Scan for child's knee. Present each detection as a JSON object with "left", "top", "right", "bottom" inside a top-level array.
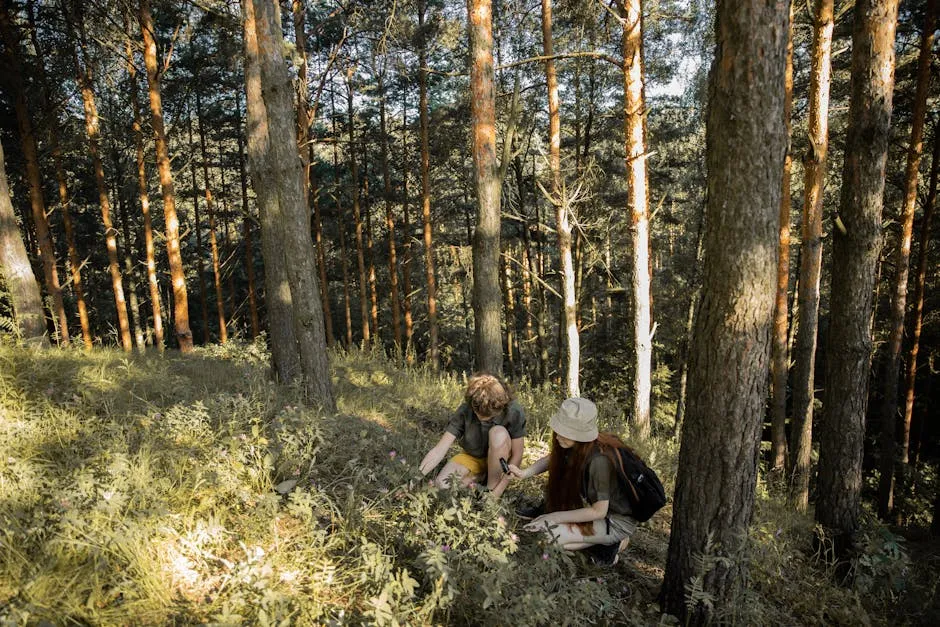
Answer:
[{"left": 488, "top": 425, "right": 510, "bottom": 448}]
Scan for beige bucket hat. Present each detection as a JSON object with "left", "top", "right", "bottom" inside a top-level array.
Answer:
[{"left": 550, "top": 397, "right": 599, "bottom": 442}]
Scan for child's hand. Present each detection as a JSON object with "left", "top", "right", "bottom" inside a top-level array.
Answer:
[{"left": 507, "top": 463, "right": 525, "bottom": 479}]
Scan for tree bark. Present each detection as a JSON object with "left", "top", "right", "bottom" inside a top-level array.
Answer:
[
  {"left": 346, "top": 69, "right": 371, "bottom": 347},
  {"left": 378, "top": 69, "right": 402, "bottom": 352},
  {"left": 876, "top": 0, "right": 936, "bottom": 519},
  {"left": 789, "top": 0, "right": 834, "bottom": 512},
  {"left": 770, "top": 1, "right": 794, "bottom": 474},
  {"left": 188, "top": 116, "right": 210, "bottom": 343},
  {"left": 469, "top": 0, "right": 503, "bottom": 376},
  {"left": 419, "top": 0, "right": 439, "bottom": 368},
  {"left": 816, "top": 0, "right": 899, "bottom": 556},
  {"left": 116, "top": 185, "right": 146, "bottom": 351},
  {"left": 196, "top": 91, "right": 228, "bottom": 344},
  {"left": 401, "top": 90, "right": 414, "bottom": 359},
  {"left": 236, "top": 91, "right": 260, "bottom": 339},
  {"left": 903, "top": 123, "right": 940, "bottom": 469},
  {"left": 661, "top": 0, "right": 788, "bottom": 621},
  {"left": 0, "top": 139, "right": 48, "bottom": 345},
  {"left": 620, "top": 0, "right": 650, "bottom": 436},
  {"left": 124, "top": 22, "right": 164, "bottom": 351},
  {"left": 244, "top": 0, "right": 335, "bottom": 409},
  {"left": 0, "top": 4, "right": 69, "bottom": 345},
  {"left": 139, "top": 0, "right": 193, "bottom": 352},
  {"left": 70, "top": 8, "right": 133, "bottom": 351},
  {"left": 311, "top": 144, "right": 334, "bottom": 346}
]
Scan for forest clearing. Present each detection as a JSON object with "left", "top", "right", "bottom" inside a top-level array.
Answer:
[{"left": 1, "top": 0, "right": 940, "bottom": 624}]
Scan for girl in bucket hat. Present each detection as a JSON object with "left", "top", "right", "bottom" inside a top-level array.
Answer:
[
  {"left": 418, "top": 373, "right": 526, "bottom": 499},
  {"left": 508, "top": 397, "right": 637, "bottom": 565}
]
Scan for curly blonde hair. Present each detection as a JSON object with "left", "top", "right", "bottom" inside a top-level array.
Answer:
[{"left": 464, "top": 373, "right": 513, "bottom": 417}]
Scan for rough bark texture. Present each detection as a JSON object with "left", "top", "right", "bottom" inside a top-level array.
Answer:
[
  {"left": 125, "top": 28, "right": 164, "bottom": 351},
  {"left": 770, "top": 2, "right": 793, "bottom": 473},
  {"left": 246, "top": 0, "right": 334, "bottom": 409},
  {"left": 661, "top": 0, "right": 788, "bottom": 621},
  {"left": 139, "top": 0, "right": 193, "bottom": 352},
  {"left": 242, "top": 0, "right": 301, "bottom": 380},
  {"left": 0, "top": 4, "right": 69, "bottom": 345},
  {"left": 621, "top": 0, "right": 650, "bottom": 437},
  {"left": 469, "top": 0, "right": 503, "bottom": 376},
  {"left": 877, "top": 0, "right": 936, "bottom": 519},
  {"left": 789, "top": 0, "right": 834, "bottom": 512},
  {"left": 816, "top": 0, "right": 899, "bottom": 551},
  {"left": 0, "top": 139, "right": 48, "bottom": 345},
  {"left": 419, "top": 0, "right": 439, "bottom": 368}
]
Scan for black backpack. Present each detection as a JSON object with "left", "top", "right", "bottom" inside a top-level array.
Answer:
[{"left": 582, "top": 446, "right": 667, "bottom": 523}]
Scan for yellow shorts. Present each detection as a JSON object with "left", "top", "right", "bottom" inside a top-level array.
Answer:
[{"left": 451, "top": 452, "right": 487, "bottom": 476}]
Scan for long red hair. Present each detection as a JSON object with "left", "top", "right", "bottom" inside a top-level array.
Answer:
[{"left": 545, "top": 432, "right": 627, "bottom": 532}]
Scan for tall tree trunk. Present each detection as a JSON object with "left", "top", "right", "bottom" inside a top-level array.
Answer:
[
  {"left": 469, "top": 0, "right": 503, "bottom": 375},
  {"left": 346, "top": 69, "right": 371, "bottom": 347},
  {"left": 673, "top": 200, "right": 705, "bottom": 436},
  {"left": 379, "top": 70, "right": 402, "bottom": 352},
  {"left": 69, "top": 9, "right": 133, "bottom": 351},
  {"left": 139, "top": 0, "right": 193, "bottom": 352},
  {"left": 0, "top": 4, "right": 69, "bottom": 345},
  {"left": 197, "top": 91, "right": 228, "bottom": 344},
  {"left": 363, "top": 160, "right": 380, "bottom": 344},
  {"left": 0, "top": 139, "right": 48, "bottom": 345},
  {"left": 26, "top": 0, "right": 91, "bottom": 347},
  {"left": 789, "top": 0, "right": 834, "bottom": 512},
  {"left": 311, "top": 144, "right": 334, "bottom": 346},
  {"left": 188, "top": 116, "right": 210, "bottom": 343},
  {"left": 661, "top": 0, "right": 788, "bottom": 620},
  {"left": 903, "top": 123, "right": 940, "bottom": 468},
  {"left": 242, "top": 0, "right": 301, "bottom": 379},
  {"left": 877, "top": 0, "right": 936, "bottom": 519},
  {"left": 770, "top": 1, "right": 794, "bottom": 474},
  {"left": 244, "top": 0, "right": 334, "bottom": 409},
  {"left": 124, "top": 22, "right": 163, "bottom": 351},
  {"left": 218, "top": 140, "right": 236, "bottom": 321},
  {"left": 816, "top": 0, "right": 899, "bottom": 559},
  {"left": 401, "top": 91, "right": 414, "bottom": 358},
  {"left": 501, "top": 252, "right": 516, "bottom": 377},
  {"left": 621, "top": 0, "right": 651, "bottom": 436},
  {"left": 419, "top": 0, "right": 439, "bottom": 367},
  {"left": 541, "top": 0, "right": 575, "bottom": 394},
  {"left": 236, "top": 92, "right": 260, "bottom": 339}
]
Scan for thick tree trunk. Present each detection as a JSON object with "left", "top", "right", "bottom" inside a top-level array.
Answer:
[
  {"left": 0, "top": 6, "right": 69, "bottom": 345},
  {"left": 789, "top": 0, "right": 834, "bottom": 512},
  {"left": 71, "top": 22, "right": 133, "bottom": 351},
  {"left": 139, "top": 0, "right": 193, "bottom": 352},
  {"left": 469, "top": 0, "right": 503, "bottom": 376},
  {"left": 0, "top": 139, "right": 48, "bottom": 345},
  {"left": 816, "top": 0, "right": 899, "bottom": 557},
  {"left": 197, "top": 92, "right": 228, "bottom": 344},
  {"left": 245, "top": 0, "right": 335, "bottom": 409},
  {"left": 188, "top": 117, "right": 210, "bottom": 343},
  {"left": 877, "top": 0, "right": 936, "bottom": 519},
  {"left": 541, "top": 0, "right": 575, "bottom": 394},
  {"left": 419, "top": 0, "right": 439, "bottom": 368},
  {"left": 125, "top": 27, "right": 164, "bottom": 351},
  {"left": 903, "top": 123, "right": 940, "bottom": 468},
  {"left": 661, "top": 0, "right": 788, "bottom": 621},
  {"left": 242, "top": 0, "right": 301, "bottom": 380},
  {"left": 621, "top": 0, "right": 650, "bottom": 436},
  {"left": 770, "top": 2, "right": 794, "bottom": 474}
]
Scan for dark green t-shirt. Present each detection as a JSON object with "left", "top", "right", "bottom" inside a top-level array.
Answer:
[
  {"left": 584, "top": 454, "right": 633, "bottom": 516},
  {"left": 445, "top": 399, "right": 526, "bottom": 458}
]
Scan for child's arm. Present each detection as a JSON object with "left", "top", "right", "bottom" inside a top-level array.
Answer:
[
  {"left": 525, "top": 500, "right": 609, "bottom": 529},
  {"left": 508, "top": 453, "right": 550, "bottom": 480},
  {"left": 419, "top": 432, "right": 457, "bottom": 476}
]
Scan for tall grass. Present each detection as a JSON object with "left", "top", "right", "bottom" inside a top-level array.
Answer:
[{"left": 0, "top": 338, "right": 935, "bottom": 625}]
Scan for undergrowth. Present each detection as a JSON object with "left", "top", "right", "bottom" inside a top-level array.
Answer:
[{"left": 0, "top": 337, "right": 936, "bottom": 625}]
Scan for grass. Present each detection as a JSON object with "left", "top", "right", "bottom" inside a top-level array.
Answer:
[{"left": 0, "top": 338, "right": 937, "bottom": 625}]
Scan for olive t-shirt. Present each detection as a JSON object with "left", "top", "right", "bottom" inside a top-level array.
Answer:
[
  {"left": 584, "top": 454, "right": 634, "bottom": 516},
  {"left": 444, "top": 399, "right": 526, "bottom": 458}
]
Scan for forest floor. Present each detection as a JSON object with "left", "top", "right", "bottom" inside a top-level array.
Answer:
[{"left": 0, "top": 339, "right": 937, "bottom": 625}]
